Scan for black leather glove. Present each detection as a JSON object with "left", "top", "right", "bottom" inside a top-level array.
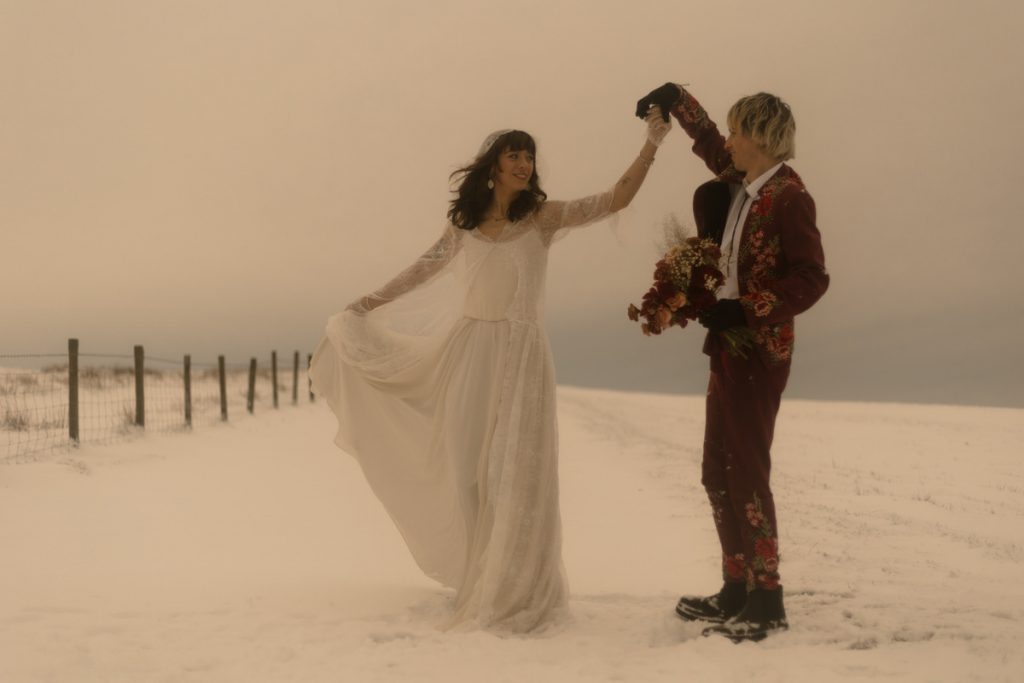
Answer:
[
  {"left": 699, "top": 299, "right": 746, "bottom": 332},
  {"left": 635, "top": 83, "right": 682, "bottom": 122}
]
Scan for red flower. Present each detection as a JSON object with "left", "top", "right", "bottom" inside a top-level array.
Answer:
[
  {"left": 751, "top": 194, "right": 773, "bottom": 216},
  {"left": 759, "top": 327, "right": 793, "bottom": 363},
  {"left": 724, "top": 553, "right": 746, "bottom": 580},
  {"left": 666, "top": 291, "right": 687, "bottom": 311},
  {"left": 755, "top": 537, "right": 778, "bottom": 561},
  {"left": 745, "top": 291, "right": 778, "bottom": 318},
  {"left": 745, "top": 502, "right": 764, "bottom": 528}
]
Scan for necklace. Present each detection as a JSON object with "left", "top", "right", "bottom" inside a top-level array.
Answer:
[{"left": 487, "top": 201, "right": 509, "bottom": 222}]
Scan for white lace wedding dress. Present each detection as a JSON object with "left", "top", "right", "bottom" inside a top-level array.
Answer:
[{"left": 309, "top": 189, "right": 614, "bottom": 632}]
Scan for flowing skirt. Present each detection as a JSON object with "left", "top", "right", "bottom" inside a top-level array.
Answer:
[{"left": 310, "top": 315, "right": 568, "bottom": 632}]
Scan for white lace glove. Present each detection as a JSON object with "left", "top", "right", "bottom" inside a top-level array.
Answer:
[{"left": 645, "top": 107, "right": 672, "bottom": 146}]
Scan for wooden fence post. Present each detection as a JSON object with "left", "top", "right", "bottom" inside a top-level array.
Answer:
[
  {"left": 183, "top": 354, "right": 192, "bottom": 428},
  {"left": 247, "top": 358, "right": 256, "bottom": 414},
  {"left": 307, "top": 353, "right": 314, "bottom": 402},
  {"left": 292, "top": 351, "right": 299, "bottom": 405},
  {"left": 218, "top": 355, "right": 228, "bottom": 421},
  {"left": 134, "top": 345, "right": 145, "bottom": 428},
  {"left": 68, "top": 338, "right": 79, "bottom": 446},
  {"left": 272, "top": 350, "right": 278, "bottom": 409}
]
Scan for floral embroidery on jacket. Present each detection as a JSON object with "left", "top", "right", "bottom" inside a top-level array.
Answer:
[
  {"left": 732, "top": 174, "right": 804, "bottom": 365},
  {"left": 756, "top": 322, "right": 795, "bottom": 364},
  {"left": 674, "top": 90, "right": 712, "bottom": 130},
  {"left": 742, "top": 287, "right": 780, "bottom": 319}
]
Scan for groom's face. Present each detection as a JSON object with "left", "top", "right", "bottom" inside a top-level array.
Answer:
[{"left": 725, "top": 128, "right": 759, "bottom": 173}]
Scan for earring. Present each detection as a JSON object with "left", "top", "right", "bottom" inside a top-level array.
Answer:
[{"left": 487, "top": 179, "right": 494, "bottom": 190}]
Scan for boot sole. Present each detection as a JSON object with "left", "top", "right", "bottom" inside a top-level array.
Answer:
[
  {"left": 703, "top": 621, "right": 789, "bottom": 643},
  {"left": 674, "top": 603, "right": 728, "bottom": 624}
]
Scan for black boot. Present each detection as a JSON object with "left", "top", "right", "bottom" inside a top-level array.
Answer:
[
  {"left": 675, "top": 581, "right": 746, "bottom": 623},
  {"left": 702, "top": 587, "right": 788, "bottom": 642}
]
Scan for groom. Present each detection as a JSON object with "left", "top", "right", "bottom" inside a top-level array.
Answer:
[{"left": 635, "top": 84, "right": 829, "bottom": 642}]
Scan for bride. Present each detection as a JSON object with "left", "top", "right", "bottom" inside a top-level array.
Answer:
[{"left": 309, "top": 108, "right": 670, "bottom": 632}]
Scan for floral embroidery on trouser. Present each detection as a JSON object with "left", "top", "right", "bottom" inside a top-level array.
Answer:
[
  {"left": 746, "top": 494, "right": 780, "bottom": 590},
  {"left": 702, "top": 350, "right": 789, "bottom": 591},
  {"left": 723, "top": 552, "right": 746, "bottom": 582},
  {"left": 706, "top": 486, "right": 747, "bottom": 581}
]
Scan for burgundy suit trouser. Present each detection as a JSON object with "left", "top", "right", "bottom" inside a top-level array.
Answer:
[{"left": 702, "top": 349, "right": 790, "bottom": 592}]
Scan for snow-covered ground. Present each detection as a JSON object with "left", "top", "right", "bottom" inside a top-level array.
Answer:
[{"left": 2, "top": 386, "right": 1022, "bottom": 682}]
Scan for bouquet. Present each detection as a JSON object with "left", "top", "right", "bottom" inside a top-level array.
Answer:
[{"left": 627, "top": 235, "right": 756, "bottom": 358}]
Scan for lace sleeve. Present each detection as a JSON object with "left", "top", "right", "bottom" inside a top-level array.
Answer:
[
  {"left": 349, "top": 224, "right": 464, "bottom": 313},
  {"left": 536, "top": 189, "right": 615, "bottom": 245}
]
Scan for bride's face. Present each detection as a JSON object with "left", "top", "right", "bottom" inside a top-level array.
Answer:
[{"left": 492, "top": 148, "right": 535, "bottom": 193}]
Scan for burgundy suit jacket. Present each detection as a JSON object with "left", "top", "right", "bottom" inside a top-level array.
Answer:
[{"left": 672, "top": 89, "right": 829, "bottom": 366}]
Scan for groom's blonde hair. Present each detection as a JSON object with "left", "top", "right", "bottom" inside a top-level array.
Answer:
[{"left": 727, "top": 92, "right": 796, "bottom": 161}]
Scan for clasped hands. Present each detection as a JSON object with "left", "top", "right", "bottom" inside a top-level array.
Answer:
[
  {"left": 635, "top": 83, "right": 683, "bottom": 123},
  {"left": 635, "top": 81, "right": 682, "bottom": 147}
]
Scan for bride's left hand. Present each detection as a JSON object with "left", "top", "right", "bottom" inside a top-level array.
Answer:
[{"left": 645, "top": 107, "right": 671, "bottom": 147}]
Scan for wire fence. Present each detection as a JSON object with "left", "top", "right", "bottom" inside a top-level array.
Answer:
[{"left": 1, "top": 341, "right": 314, "bottom": 464}]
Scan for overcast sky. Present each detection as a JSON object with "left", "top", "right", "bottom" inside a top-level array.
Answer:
[{"left": 2, "top": 0, "right": 1022, "bottom": 407}]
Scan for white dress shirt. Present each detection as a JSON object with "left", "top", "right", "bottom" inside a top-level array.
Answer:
[{"left": 718, "top": 162, "right": 784, "bottom": 299}]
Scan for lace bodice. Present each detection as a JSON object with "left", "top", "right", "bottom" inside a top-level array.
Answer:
[{"left": 354, "top": 190, "right": 615, "bottom": 323}]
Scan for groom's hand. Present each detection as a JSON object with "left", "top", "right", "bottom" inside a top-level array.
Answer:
[
  {"left": 699, "top": 299, "right": 746, "bottom": 332},
  {"left": 635, "top": 83, "right": 682, "bottom": 122}
]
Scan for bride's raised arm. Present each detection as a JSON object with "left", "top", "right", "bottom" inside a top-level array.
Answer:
[
  {"left": 538, "top": 108, "right": 670, "bottom": 241},
  {"left": 609, "top": 107, "right": 670, "bottom": 212},
  {"left": 346, "top": 224, "right": 463, "bottom": 314}
]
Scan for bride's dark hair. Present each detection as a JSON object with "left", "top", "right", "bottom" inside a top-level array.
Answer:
[{"left": 448, "top": 130, "right": 547, "bottom": 231}]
